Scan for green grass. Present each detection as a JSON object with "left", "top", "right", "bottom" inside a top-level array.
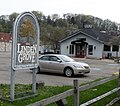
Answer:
[
  {"left": 0, "top": 78, "right": 119, "bottom": 106},
  {"left": 64, "top": 78, "right": 119, "bottom": 106},
  {"left": 0, "top": 85, "right": 72, "bottom": 106}
]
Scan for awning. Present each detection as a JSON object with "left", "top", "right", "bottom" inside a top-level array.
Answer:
[{"left": 71, "top": 38, "right": 88, "bottom": 45}]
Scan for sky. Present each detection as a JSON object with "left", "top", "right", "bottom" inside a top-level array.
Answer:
[{"left": 0, "top": 0, "right": 120, "bottom": 23}]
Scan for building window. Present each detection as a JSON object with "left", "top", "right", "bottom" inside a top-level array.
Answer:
[
  {"left": 104, "top": 45, "right": 110, "bottom": 51},
  {"left": 112, "top": 45, "right": 119, "bottom": 51},
  {"left": 69, "top": 45, "right": 74, "bottom": 54},
  {"left": 88, "top": 45, "right": 93, "bottom": 55}
]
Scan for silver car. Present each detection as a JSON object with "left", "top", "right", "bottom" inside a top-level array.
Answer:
[{"left": 38, "top": 54, "right": 90, "bottom": 77}]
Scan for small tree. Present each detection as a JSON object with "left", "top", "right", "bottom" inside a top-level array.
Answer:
[
  {"left": 19, "top": 18, "right": 36, "bottom": 42},
  {"left": 41, "top": 25, "right": 66, "bottom": 52}
]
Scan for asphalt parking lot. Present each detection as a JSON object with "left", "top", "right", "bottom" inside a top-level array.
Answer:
[{"left": 0, "top": 52, "right": 120, "bottom": 86}]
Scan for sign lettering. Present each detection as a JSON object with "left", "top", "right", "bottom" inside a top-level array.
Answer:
[{"left": 17, "top": 43, "right": 37, "bottom": 63}]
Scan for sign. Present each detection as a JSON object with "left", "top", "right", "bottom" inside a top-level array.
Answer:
[{"left": 12, "top": 12, "right": 40, "bottom": 70}]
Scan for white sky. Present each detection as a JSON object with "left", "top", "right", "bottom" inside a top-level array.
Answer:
[{"left": 0, "top": 0, "right": 120, "bottom": 23}]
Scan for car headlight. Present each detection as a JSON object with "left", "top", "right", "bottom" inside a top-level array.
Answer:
[{"left": 73, "top": 65, "right": 83, "bottom": 68}]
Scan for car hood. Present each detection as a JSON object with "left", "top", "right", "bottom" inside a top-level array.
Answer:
[{"left": 65, "top": 61, "right": 89, "bottom": 66}]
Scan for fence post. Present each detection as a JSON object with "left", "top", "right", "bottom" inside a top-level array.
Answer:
[
  {"left": 118, "top": 69, "right": 120, "bottom": 96},
  {"left": 74, "top": 80, "right": 79, "bottom": 106},
  {"left": 32, "top": 68, "right": 37, "bottom": 94}
]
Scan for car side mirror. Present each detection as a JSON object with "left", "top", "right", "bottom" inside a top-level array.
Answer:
[{"left": 57, "top": 60, "right": 62, "bottom": 63}]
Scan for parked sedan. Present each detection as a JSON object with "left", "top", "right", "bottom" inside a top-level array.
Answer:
[{"left": 37, "top": 54, "right": 90, "bottom": 77}]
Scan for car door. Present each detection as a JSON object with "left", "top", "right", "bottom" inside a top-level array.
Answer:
[
  {"left": 39, "top": 56, "right": 50, "bottom": 72},
  {"left": 49, "top": 56, "right": 64, "bottom": 73}
]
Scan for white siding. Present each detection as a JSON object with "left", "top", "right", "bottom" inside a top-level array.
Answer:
[
  {"left": 0, "top": 42, "right": 12, "bottom": 52},
  {"left": 60, "top": 40, "right": 70, "bottom": 56},
  {"left": 60, "top": 33, "right": 103, "bottom": 59},
  {"left": 86, "top": 36, "right": 103, "bottom": 59}
]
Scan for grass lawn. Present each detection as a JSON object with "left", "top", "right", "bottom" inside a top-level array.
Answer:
[{"left": 0, "top": 78, "right": 119, "bottom": 106}]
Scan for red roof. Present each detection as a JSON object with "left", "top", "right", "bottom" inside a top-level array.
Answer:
[{"left": 0, "top": 32, "right": 12, "bottom": 42}]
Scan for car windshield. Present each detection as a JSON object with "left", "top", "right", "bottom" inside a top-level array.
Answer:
[{"left": 59, "top": 55, "right": 75, "bottom": 62}]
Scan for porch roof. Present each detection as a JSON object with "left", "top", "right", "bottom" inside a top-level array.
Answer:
[{"left": 71, "top": 38, "right": 88, "bottom": 45}]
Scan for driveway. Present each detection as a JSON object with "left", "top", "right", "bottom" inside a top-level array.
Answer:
[{"left": 0, "top": 52, "right": 120, "bottom": 86}]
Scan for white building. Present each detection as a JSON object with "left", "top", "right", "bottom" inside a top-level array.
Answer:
[
  {"left": 59, "top": 28, "right": 120, "bottom": 59},
  {"left": 0, "top": 32, "right": 12, "bottom": 52}
]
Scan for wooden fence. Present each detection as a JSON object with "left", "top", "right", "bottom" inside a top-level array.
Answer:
[{"left": 28, "top": 72, "right": 120, "bottom": 106}]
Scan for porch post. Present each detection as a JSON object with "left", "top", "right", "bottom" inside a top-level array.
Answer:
[{"left": 110, "top": 45, "right": 112, "bottom": 52}]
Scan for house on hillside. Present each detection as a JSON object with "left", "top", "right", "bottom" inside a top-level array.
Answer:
[
  {"left": 0, "top": 32, "right": 12, "bottom": 52},
  {"left": 59, "top": 24, "right": 120, "bottom": 59}
]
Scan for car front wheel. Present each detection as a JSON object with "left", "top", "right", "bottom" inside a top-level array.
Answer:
[{"left": 64, "top": 67, "right": 74, "bottom": 77}]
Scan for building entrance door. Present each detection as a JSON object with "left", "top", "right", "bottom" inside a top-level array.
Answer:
[
  {"left": 71, "top": 38, "right": 88, "bottom": 58},
  {"left": 76, "top": 45, "right": 86, "bottom": 58}
]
